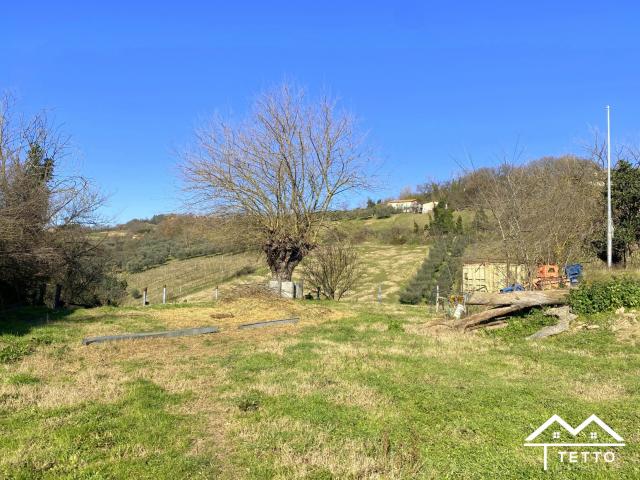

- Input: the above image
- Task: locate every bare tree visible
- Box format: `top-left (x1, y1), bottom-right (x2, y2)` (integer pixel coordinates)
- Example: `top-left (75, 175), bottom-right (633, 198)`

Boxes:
top-left (463, 155), bottom-right (602, 286)
top-left (181, 83), bottom-right (371, 281)
top-left (301, 241), bottom-right (361, 300)
top-left (0, 94), bottom-right (108, 306)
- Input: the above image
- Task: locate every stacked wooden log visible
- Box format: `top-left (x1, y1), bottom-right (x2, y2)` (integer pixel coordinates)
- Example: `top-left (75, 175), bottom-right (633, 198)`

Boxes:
top-left (454, 290), bottom-right (569, 331)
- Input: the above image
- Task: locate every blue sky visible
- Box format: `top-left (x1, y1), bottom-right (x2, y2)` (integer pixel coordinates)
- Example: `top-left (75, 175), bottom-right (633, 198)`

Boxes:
top-left (2, 1), bottom-right (639, 223)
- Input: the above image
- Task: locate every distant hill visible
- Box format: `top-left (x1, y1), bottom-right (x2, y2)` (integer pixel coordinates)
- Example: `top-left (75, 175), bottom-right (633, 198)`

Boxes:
top-left (112, 211), bottom-right (448, 305)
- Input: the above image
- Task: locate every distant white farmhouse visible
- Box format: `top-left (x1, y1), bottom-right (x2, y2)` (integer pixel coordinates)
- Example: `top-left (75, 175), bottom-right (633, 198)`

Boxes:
top-left (387, 198), bottom-right (421, 213)
top-left (387, 199), bottom-right (440, 214)
top-left (421, 201), bottom-right (438, 214)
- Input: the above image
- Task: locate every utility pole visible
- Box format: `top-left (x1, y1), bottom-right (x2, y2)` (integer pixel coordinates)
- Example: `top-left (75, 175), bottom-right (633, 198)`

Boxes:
top-left (606, 105), bottom-right (613, 268)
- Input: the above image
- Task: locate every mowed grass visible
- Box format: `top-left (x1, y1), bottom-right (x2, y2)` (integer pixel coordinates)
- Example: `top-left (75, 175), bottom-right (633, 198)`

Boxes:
top-left (1, 299), bottom-right (639, 479)
top-left (345, 243), bottom-right (428, 303)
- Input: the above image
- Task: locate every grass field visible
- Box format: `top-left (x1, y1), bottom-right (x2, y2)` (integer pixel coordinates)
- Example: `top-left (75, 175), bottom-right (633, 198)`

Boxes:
top-left (1, 298), bottom-right (639, 479)
top-left (346, 243), bottom-right (428, 303)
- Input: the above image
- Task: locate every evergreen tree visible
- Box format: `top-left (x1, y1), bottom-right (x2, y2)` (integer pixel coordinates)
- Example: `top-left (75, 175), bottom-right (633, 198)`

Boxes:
top-left (472, 208), bottom-right (489, 233)
top-left (428, 202), bottom-right (455, 235)
top-left (596, 160), bottom-right (640, 264)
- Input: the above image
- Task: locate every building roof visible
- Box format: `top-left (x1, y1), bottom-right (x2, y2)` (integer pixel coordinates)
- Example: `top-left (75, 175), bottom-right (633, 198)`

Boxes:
top-left (388, 198), bottom-right (417, 203)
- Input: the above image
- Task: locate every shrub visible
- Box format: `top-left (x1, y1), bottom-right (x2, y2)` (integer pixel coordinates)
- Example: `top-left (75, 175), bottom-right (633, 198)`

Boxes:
top-left (569, 277), bottom-right (640, 314)
top-left (130, 288), bottom-right (142, 299)
top-left (302, 242), bottom-right (361, 300)
top-left (373, 204), bottom-right (395, 219)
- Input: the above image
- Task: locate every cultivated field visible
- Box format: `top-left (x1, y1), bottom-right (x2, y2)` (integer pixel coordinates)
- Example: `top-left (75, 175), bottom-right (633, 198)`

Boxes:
top-left (122, 252), bottom-right (267, 306)
top-left (122, 241), bottom-right (428, 306)
top-left (1, 298), bottom-right (639, 479)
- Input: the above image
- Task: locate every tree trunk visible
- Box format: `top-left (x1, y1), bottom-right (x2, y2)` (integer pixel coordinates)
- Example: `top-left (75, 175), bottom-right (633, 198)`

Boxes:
top-left (263, 241), bottom-right (309, 281)
top-left (526, 306), bottom-right (576, 340)
top-left (455, 305), bottom-right (523, 330)
top-left (466, 290), bottom-right (568, 307)
top-left (456, 290), bottom-right (569, 331)
top-left (53, 284), bottom-right (63, 309)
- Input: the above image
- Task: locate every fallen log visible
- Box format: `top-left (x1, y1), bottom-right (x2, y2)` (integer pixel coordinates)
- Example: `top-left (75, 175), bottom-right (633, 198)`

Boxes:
top-left (82, 326), bottom-right (219, 345)
top-left (456, 290), bottom-right (570, 331)
top-left (526, 306), bottom-right (576, 340)
top-left (454, 305), bottom-right (522, 330)
top-left (237, 317), bottom-right (299, 330)
top-left (466, 290), bottom-right (568, 307)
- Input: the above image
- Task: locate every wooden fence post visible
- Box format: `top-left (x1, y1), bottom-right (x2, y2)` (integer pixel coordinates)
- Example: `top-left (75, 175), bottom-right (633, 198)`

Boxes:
top-left (143, 287), bottom-right (148, 307)
top-left (162, 285), bottom-right (167, 304)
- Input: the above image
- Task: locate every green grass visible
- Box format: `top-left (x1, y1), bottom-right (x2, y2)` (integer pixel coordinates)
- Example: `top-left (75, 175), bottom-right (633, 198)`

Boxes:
top-left (2, 300), bottom-right (639, 478)
top-left (0, 379), bottom-right (215, 478)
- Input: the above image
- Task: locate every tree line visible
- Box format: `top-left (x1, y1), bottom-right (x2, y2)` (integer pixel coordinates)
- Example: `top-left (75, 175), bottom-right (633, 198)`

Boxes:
top-left (0, 95), bottom-right (126, 308)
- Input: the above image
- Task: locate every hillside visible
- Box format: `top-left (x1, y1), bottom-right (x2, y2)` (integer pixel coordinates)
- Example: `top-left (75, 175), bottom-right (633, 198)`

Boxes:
top-left (121, 251), bottom-right (267, 306)
top-left (115, 212), bottom-right (436, 306)
top-left (123, 242), bottom-right (429, 305)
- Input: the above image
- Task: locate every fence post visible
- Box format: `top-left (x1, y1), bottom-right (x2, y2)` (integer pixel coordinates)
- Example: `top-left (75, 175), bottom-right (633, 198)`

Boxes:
top-left (162, 285), bottom-right (167, 304)
top-left (214, 286), bottom-right (219, 301)
top-left (143, 287), bottom-right (148, 307)
top-left (377, 284), bottom-right (382, 304)
top-left (435, 285), bottom-right (440, 312)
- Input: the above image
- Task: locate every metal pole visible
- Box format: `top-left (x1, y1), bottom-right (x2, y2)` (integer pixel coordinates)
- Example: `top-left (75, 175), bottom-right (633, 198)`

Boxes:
top-left (162, 285), bottom-right (166, 304)
top-left (435, 285), bottom-right (439, 312)
top-left (606, 105), bottom-right (613, 268)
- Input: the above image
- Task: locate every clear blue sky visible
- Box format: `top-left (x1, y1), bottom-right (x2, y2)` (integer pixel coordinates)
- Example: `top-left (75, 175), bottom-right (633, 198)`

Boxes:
top-left (2, 1), bottom-right (639, 223)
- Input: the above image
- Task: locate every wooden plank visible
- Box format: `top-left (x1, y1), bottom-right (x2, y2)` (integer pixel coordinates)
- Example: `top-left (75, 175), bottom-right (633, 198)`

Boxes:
top-left (237, 317), bottom-right (299, 330)
top-left (82, 326), bottom-right (219, 345)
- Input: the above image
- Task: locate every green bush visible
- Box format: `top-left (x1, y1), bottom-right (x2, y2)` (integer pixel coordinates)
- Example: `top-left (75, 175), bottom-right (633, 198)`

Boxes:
top-left (373, 204), bottom-right (395, 219)
top-left (569, 277), bottom-right (640, 314)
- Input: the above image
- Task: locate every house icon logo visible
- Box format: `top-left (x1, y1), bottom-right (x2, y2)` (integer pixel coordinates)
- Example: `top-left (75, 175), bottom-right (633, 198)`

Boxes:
top-left (524, 414), bottom-right (624, 470)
